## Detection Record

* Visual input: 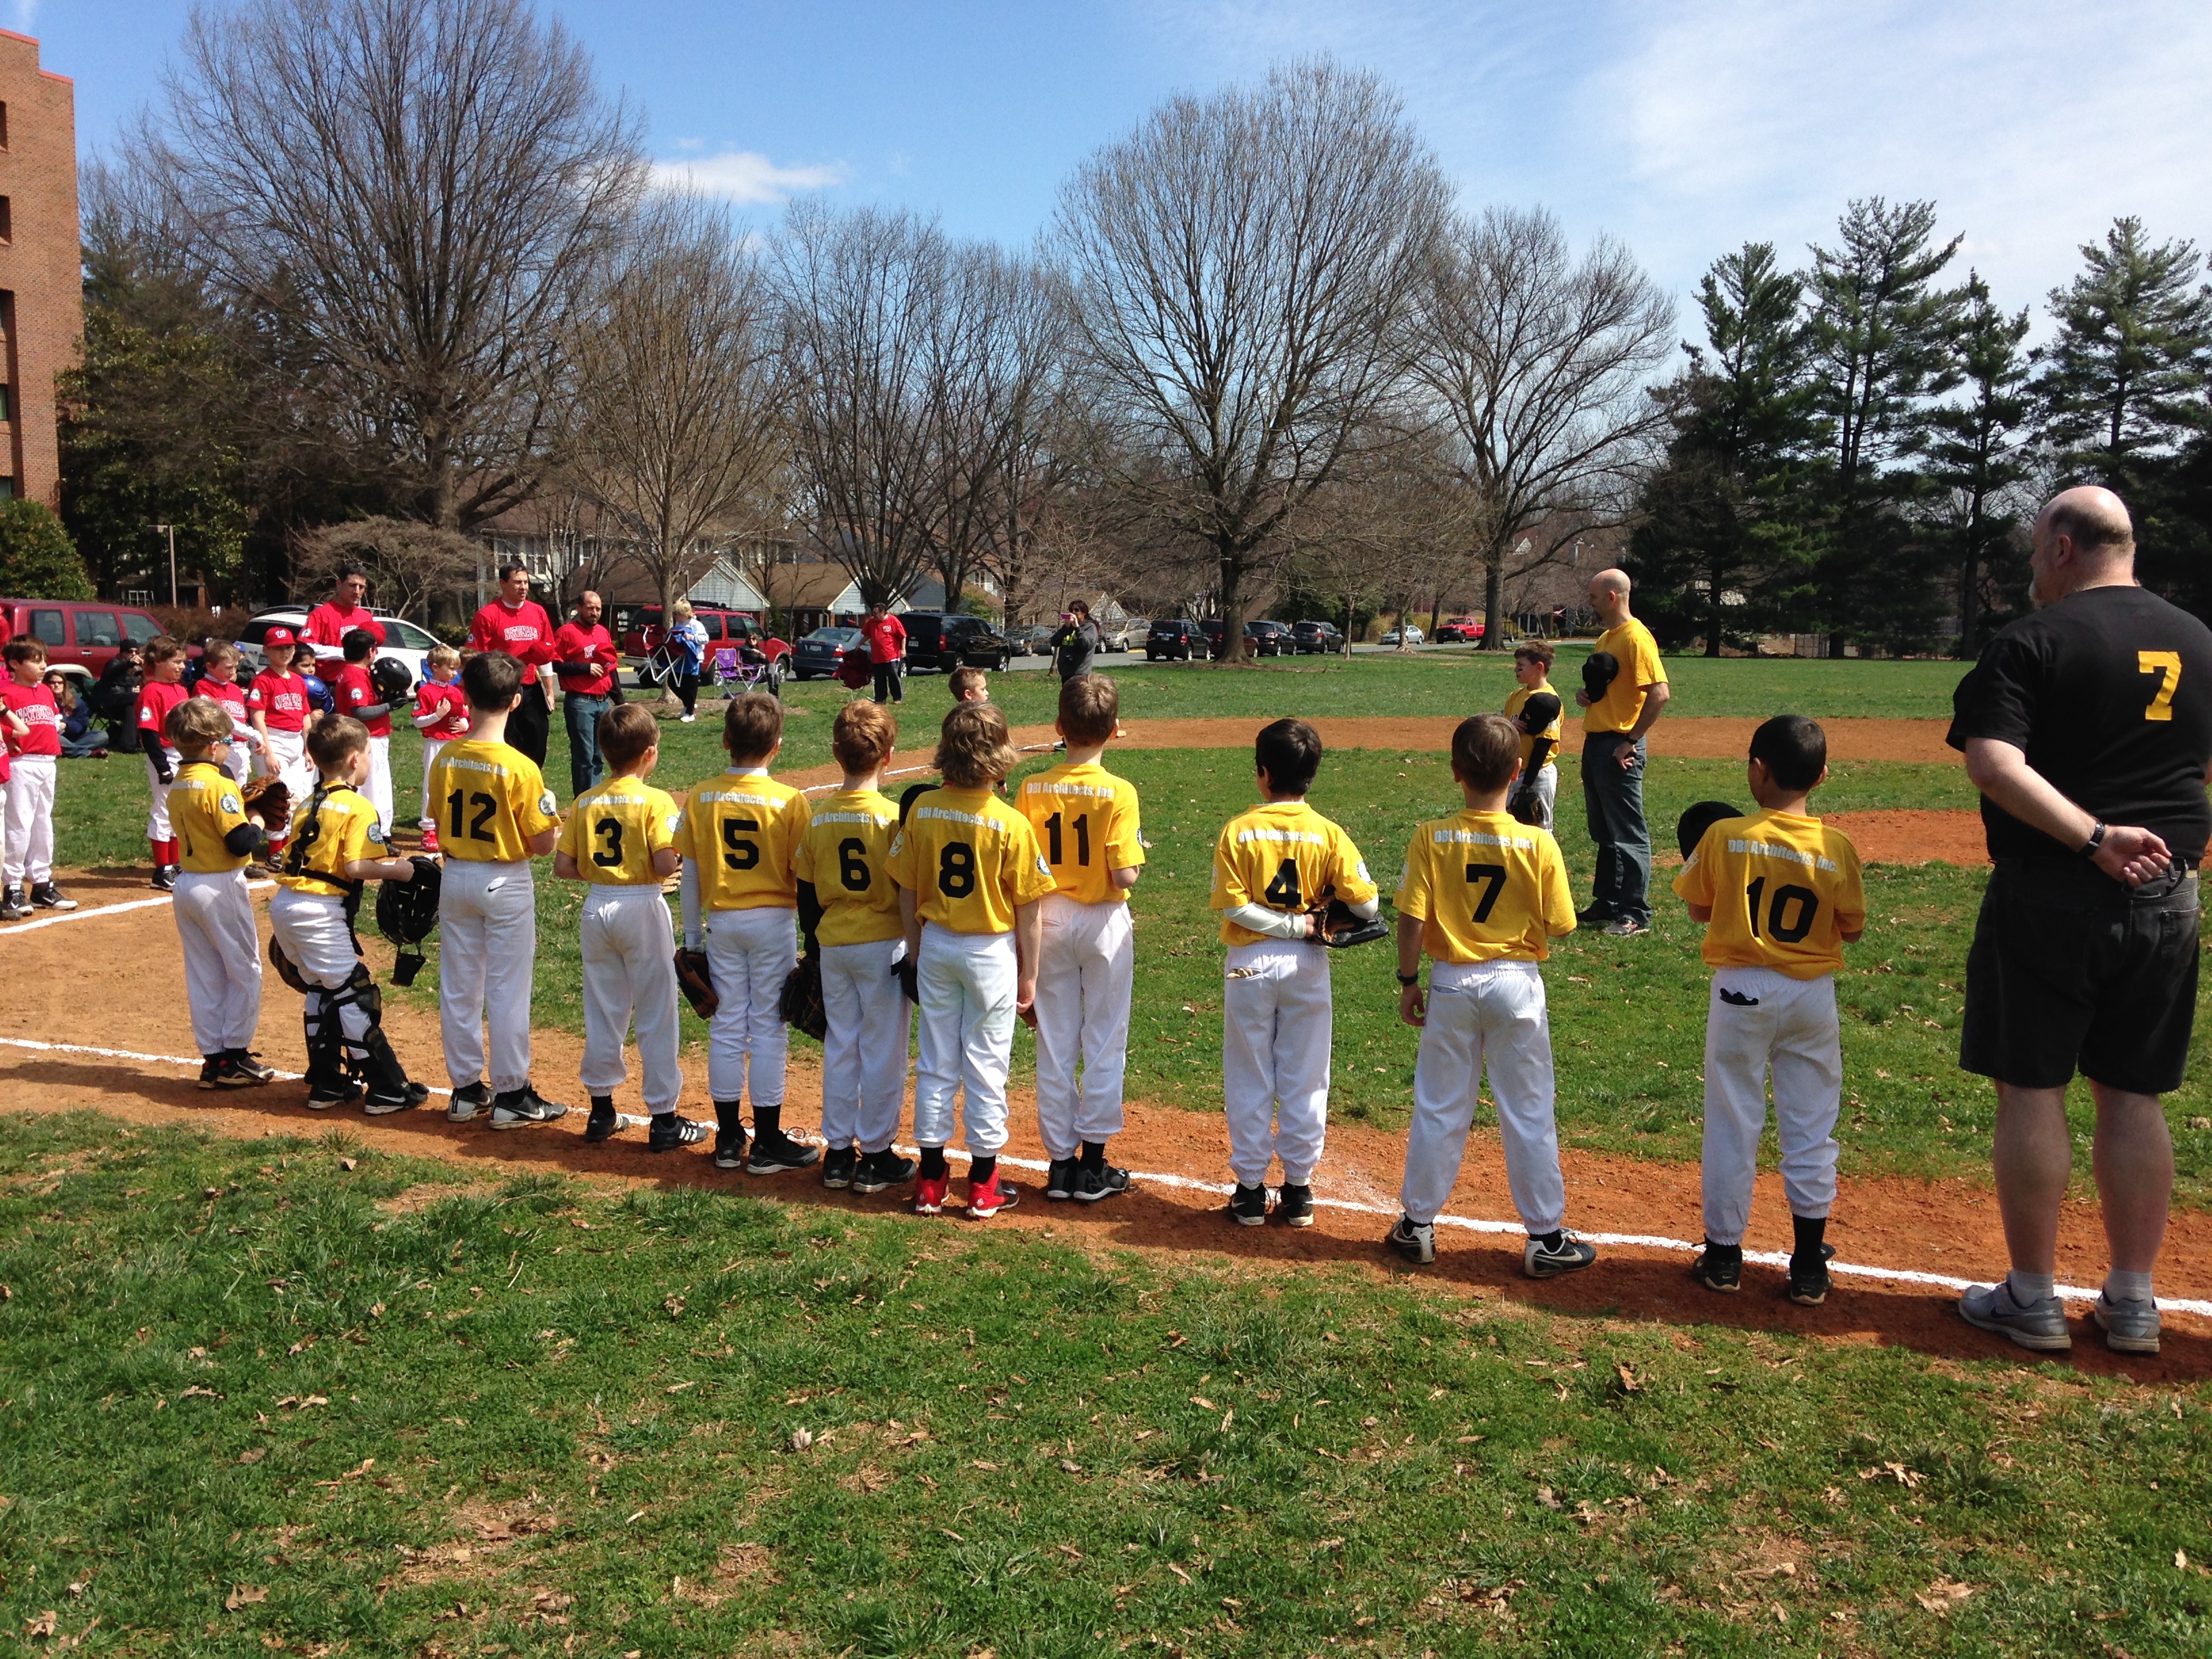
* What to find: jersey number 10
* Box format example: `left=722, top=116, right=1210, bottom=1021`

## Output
left=1746, top=876, right=1818, bottom=943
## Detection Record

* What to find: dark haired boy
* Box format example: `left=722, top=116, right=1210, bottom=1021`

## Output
left=1209, top=718, right=1378, bottom=1227
left=332, top=628, right=396, bottom=834
left=1673, top=714, right=1866, bottom=1305
left=1387, top=713, right=1591, bottom=1274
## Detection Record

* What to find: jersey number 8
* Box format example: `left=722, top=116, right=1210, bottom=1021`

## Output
left=939, top=840, right=977, bottom=897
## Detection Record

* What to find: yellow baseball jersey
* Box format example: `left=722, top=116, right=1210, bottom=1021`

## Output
left=1673, top=808, right=1866, bottom=979
left=888, top=785, right=1056, bottom=934
left=428, top=739, right=558, bottom=863
left=676, top=770, right=808, bottom=911
left=793, top=787, right=903, bottom=946
left=1584, top=618, right=1666, bottom=735
left=171, top=760, right=254, bottom=874
left=1395, top=810, right=1575, bottom=963
left=1013, top=760, right=1146, bottom=906
left=276, top=782, right=385, bottom=898
left=1210, top=800, right=1377, bottom=947
left=557, top=776, right=681, bottom=886
left=1504, top=680, right=1562, bottom=770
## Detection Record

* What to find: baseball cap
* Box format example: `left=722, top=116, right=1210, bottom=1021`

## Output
left=263, top=626, right=295, bottom=649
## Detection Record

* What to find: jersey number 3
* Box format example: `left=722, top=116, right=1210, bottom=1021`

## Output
left=2141, top=651, right=2182, bottom=722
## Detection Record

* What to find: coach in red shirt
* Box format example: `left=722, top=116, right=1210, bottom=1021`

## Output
left=550, top=589, right=620, bottom=796
left=303, top=565, right=385, bottom=678
left=861, top=599, right=907, bottom=705
left=468, top=563, right=558, bottom=767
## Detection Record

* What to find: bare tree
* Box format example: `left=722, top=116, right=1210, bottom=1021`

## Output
left=291, top=516, right=478, bottom=620
left=1057, top=60, right=1448, bottom=662
left=1412, top=206, right=1675, bottom=649
left=1287, top=434, right=1474, bottom=649
left=150, top=0, right=644, bottom=531
left=773, top=205, right=955, bottom=607
left=564, top=192, right=790, bottom=619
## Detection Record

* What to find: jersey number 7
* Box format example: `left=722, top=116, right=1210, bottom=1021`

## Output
left=1464, top=861, right=1506, bottom=922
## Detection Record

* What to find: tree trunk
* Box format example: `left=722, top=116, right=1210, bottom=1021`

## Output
left=1706, top=557, right=1723, bottom=657
left=1477, top=547, right=1507, bottom=651
left=1217, top=539, right=1248, bottom=664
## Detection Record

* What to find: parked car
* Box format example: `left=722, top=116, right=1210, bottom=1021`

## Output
left=900, top=611, right=1014, bottom=673
left=239, top=610, right=443, bottom=689
left=1433, top=616, right=1486, bottom=642
left=1145, top=619, right=1205, bottom=661
left=0, top=598, right=175, bottom=688
left=1247, top=619, right=1292, bottom=656
left=1291, top=619, right=1345, bottom=655
left=615, top=605, right=794, bottom=670
left=1380, top=625, right=1425, bottom=646
left=1200, top=619, right=1290, bottom=659
left=1094, top=619, right=1131, bottom=652
left=1008, top=625, right=1056, bottom=657
left=790, top=625, right=864, bottom=681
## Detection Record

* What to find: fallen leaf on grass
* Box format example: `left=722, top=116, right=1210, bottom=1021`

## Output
left=1614, top=1364, right=1642, bottom=1393
left=788, top=1427, right=813, bottom=1451
left=180, top=1386, right=222, bottom=1400
left=237, top=1448, right=266, bottom=1465
left=665, top=1381, right=697, bottom=1395
left=224, top=1586, right=268, bottom=1612
left=25, top=1611, right=56, bottom=1639
left=970, top=1459, right=998, bottom=1471
left=1914, top=1578, right=1974, bottom=1615
left=1190, top=1396, right=1215, bottom=1410
left=339, top=1158, right=357, bottom=1171
left=1861, top=1461, right=1924, bottom=1489
left=1166, top=1563, right=1193, bottom=1584
left=2178, top=1550, right=2190, bottom=1570
left=1054, top=1544, right=1084, bottom=1560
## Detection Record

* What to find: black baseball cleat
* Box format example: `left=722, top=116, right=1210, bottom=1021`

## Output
left=1275, top=1183, right=1315, bottom=1228
left=1044, top=1158, right=1079, bottom=1201
left=306, top=1080, right=365, bottom=1111
left=583, top=1098, right=621, bottom=1143
left=1786, top=1242, right=1839, bottom=1306
left=712, top=1126, right=750, bottom=1170
left=197, top=1057, right=224, bottom=1090
left=0, top=886, right=30, bottom=921
left=746, top=1128, right=821, bottom=1174
left=447, top=1080, right=489, bottom=1124
left=648, top=1113, right=710, bottom=1153
left=1227, top=1183, right=1269, bottom=1227
left=851, top=1149, right=917, bottom=1194
left=28, top=882, right=77, bottom=912
left=1072, top=1163, right=1132, bottom=1204
left=225, top=1050, right=276, bottom=1084
left=1690, top=1242, right=1742, bottom=1294
left=1385, top=1216, right=1437, bottom=1264
left=821, top=1147, right=859, bottom=1189
left=365, top=1082, right=431, bottom=1116
left=490, top=1086, right=569, bottom=1130
left=152, top=865, right=178, bottom=892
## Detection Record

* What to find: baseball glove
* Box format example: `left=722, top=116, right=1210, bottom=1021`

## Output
left=267, top=934, right=312, bottom=995
left=241, top=776, right=291, bottom=837
left=1677, top=800, right=1743, bottom=863
left=780, top=953, right=827, bottom=1042
left=1581, top=650, right=1620, bottom=700
left=1508, top=788, right=1548, bottom=827
left=675, top=947, right=718, bottom=1019
left=1315, top=897, right=1390, bottom=949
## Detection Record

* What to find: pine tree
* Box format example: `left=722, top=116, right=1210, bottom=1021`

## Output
left=1923, top=273, right=2032, bottom=655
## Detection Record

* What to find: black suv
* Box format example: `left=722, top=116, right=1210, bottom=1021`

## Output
left=1292, top=619, right=1345, bottom=655
left=1198, top=619, right=1287, bottom=659
left=901, top=611, right=1012, bottom=672
left=1146, top=619, right=1204, bottom=661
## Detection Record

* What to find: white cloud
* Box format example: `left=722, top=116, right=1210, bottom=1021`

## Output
left=650, top=150, right=847, bottom=205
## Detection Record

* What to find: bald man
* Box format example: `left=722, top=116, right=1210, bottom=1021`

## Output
left=1950, top=486, right=2212, bottom=1358
left=552, top=590, right=619, bottom=798
left=1575, top=569, right=1670, bottom=935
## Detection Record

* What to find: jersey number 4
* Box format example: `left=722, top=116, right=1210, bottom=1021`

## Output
left=1746, top=876, right=1818, bottom=943
left=1263, top=859, right=1300, bottom=907
left=446, top=788, right=496, bottom=842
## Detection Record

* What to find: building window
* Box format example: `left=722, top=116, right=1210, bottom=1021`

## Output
left=0, top=385, right=12, bottom=422
left=0, top=478, right=14, bottom=501
left=0, top=104, right=9, bottom=149
left=0, top=199, right=12, bottom=243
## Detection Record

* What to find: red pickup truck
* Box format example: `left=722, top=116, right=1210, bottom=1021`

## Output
left=0, top=598, right=178, bottom=685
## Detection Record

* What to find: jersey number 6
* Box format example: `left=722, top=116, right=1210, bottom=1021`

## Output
left=838, top=837, right=872, bottom=890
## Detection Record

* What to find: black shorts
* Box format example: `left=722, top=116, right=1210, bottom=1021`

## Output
left=1961, top=858, right=2201, bottom=1094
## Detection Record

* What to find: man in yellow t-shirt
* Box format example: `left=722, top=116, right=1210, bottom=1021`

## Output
left=1578, top=567, right=1671, bottom=936
left=1209, top=719, right=1378, bottom=1228
left=1672, top=716, right=1865, bottom=1307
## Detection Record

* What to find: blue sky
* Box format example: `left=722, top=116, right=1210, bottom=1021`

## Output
left=19, top=0, right=2212, bottom=332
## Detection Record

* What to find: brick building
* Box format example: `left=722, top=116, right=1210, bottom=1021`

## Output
left=0, top=31, right=76, bottom=507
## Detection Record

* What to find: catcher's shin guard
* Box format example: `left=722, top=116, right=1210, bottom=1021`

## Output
left=327, top=965, right=412, bottom=1095
left=301, top=992, right=350, bottom=1097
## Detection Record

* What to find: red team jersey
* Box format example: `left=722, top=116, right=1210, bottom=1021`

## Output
left=414, top=680, right=470, bottom=739
left=194, top=676, right=249, bottom=730
left=333, top=661, right=393, bottom=737
left=1, top=682, right=61, bottom=756
left=303, top=602, right=384, bottom=668
left=551, top=621, right=618, bottom=695
left=247, top=670, right=310, bottom=732
left=137, top=680, right=190, bottom=752
left=469, top=599, right=558, bottom=685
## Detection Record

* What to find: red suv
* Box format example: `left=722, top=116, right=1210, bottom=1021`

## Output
left=1, top=598, right=176, bottom=685
left=615, top=605, right=792, bottom=666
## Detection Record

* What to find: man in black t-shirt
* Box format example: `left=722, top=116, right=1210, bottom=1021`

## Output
left=1947, top=485, right=2212, bottom=1359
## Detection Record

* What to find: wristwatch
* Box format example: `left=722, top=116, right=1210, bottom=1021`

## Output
left=2082, top=821, right=2109, bottom=859
left=1396, top=971, right=1420, bottom=987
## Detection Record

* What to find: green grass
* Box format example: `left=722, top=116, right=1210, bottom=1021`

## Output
left=3, top=1115, right=2207, bottom=1658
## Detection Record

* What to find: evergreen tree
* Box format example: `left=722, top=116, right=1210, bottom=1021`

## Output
left=1923, top=273, right=2032, bottom=655
left=0, top=500, right=94, bottom=600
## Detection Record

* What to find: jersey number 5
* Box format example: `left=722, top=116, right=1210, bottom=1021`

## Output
left=446, top=787, right=495, bottom=842
left=2141, top=651, right=2183, bottom=722
left=721, top=817, right=760, bottom=870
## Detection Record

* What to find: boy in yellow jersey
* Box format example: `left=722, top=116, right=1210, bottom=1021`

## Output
left=1386, top=714, right=1591, bottom=1274
left=889, top=701, right=1057, bottom=1218
left=1673, top=715, right=1866, bottom=1306
left=269, top=714, right=431, bottom=1113
left=426, top=651, right=565, bottom=1130
left=675, top=691, right=819, bottom=1175
left=1015, top=674, right=1145, bottom=1204
left=1210, top=718, right=1378, bottom=1227
left=1502, top=640, right=1563, bottom=829
left=794, top=700, right=916, bottom=1195
left=164, top=697, right=276, bottom=1090
left=554, top=702, right=702, bottom=1153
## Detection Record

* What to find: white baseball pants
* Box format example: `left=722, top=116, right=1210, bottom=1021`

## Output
left=1700, top=966, right=1842, bottom=1245
left=579, top=885, right=682, bottom=1113
left=260, top=729, right=310, bottom=798
left=820, top=936, right=912, bottom=1153
left=144, top=750, right=180, bottom=840
left=173, top=867, right=264, bottom=1055
left=1031, top=895, right=1134, bottom=1159
left=913, top=923, right=1017, bottom=1155
left=1523, top=764, right=1557, bottom=832
left=268, top=885, right=371, bottom=1046
left=419, top=738, right=447, bottom=829
left=366, top=735, right=393, bottom=834
left=1399, top=958, right=1564, bottom=1233
left=704, top=905, right=798, bottom=1107
left=3, top=753, right=56, bottom=886
left=438, top=858, right=537, bottom=1093
left=1221, top=940, right=1335, bottom=1187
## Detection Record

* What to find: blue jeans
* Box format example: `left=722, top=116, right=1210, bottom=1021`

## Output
left=564, top=693, right=609, bottom=797
left=1581, top=731, right=1651, bottom=924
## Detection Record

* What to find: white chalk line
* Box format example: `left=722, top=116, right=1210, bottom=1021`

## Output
left=3, top=1033, right=2206, bottom=1321
left=2, top=880, right=278, bottom=935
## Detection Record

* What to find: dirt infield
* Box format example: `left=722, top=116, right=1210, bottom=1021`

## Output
left=1824, top=809, right=1990, bottom=866
left=5, top=872, right=2205, bottom=1381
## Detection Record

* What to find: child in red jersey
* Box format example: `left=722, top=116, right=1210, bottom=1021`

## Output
left=1, top=636, right=70, bottom=918
left=191, top=642, right=261, bottom=785
left=247, top=627, right=314, bottom=865
left=333, top=628, right=396, bottom=834
left=137, top=636, right=193, bottom=890
left=411, top=644, right=468, bottom=852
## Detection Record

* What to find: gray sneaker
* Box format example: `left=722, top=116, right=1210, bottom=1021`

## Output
left=447, top=1081, right=489, bottom=1124
left=1959, top=1279, right=2072, bottom=1351
left=1602, top=916, right=1650, bottom=938
left=1385, top=1216, right=1435, bottom=1265
left=2092, top=1292, right=2160, bottom=1355
left=1525, top=1231, right=1599, bottom=1278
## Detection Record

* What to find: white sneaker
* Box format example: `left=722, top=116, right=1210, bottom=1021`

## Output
left=2092, top=1292, right=2160, bottom=1355
left=680, top=714, right=697, bottom=724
